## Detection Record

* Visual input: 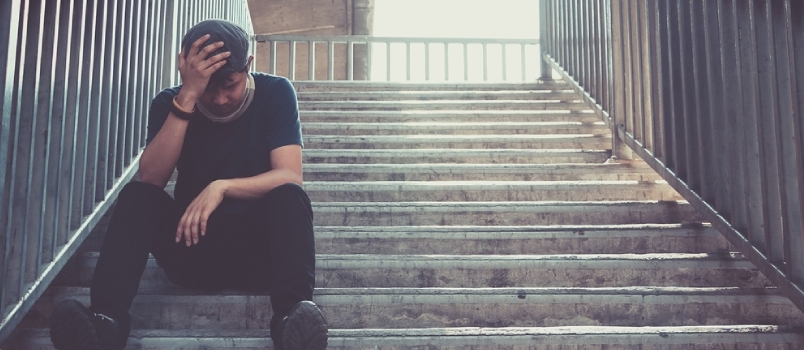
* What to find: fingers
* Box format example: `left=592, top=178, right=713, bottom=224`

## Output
left=190, top=34, right=211, bottom=55
left=175, top=202, right=213, bottom=247
left=178, top=48, right=185, bottom=67
left=205, top=57, right=229, bottom=73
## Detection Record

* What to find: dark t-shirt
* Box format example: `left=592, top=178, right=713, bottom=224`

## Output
left=146, top=73, right=302, bottom=214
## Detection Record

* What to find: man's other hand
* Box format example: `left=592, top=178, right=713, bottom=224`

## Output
left=176, top=180, right=227, bottom=247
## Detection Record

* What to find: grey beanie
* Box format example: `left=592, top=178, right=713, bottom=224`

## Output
left=181, top=19, right=250, bottom=80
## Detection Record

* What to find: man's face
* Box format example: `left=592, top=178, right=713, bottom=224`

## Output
left=198, top=70, right=249, bottom=115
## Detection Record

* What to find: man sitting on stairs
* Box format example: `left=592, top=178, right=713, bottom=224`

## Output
left=48, top=19, right=328, bottom=350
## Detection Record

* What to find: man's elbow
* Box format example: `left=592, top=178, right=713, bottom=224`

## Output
left=136, top=170, right=168, bottom=189
left=288, top=171, right=303, bottom=186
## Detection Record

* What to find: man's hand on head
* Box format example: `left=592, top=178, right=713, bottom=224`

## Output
left=176, top=34, right=230, bottom=106
left=176, top=180, right=228, bottom=247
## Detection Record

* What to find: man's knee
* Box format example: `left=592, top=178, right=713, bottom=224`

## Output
left=263, top=183, right=313, bottom=217
left=118, top=181, right=170, bottom=205
left=265, top=183, right=309, bottom=202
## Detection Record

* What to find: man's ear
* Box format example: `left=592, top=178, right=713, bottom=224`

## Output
left=246, top=56, right=254, bottom=71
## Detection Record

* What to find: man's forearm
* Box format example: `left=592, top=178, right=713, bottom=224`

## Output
left=139, top=93, right=196, bottom=188
left=217, top=169, right=303, bottom=200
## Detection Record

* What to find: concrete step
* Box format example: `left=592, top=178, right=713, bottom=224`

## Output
left=299, top=110, right=601, bottom=123
left=20, top=287, right=802, bottom=330
left=293, top=81, right=571, bottom=92
left=296, top=90, right=580, bottom=101
left=303, top=163, right=661, bottom=181
left=313, top=224, right=730, bottom=255
left=303, top=180, right=681, bottom=202
left=78, top=224, right=729, bottom=256
left=302, top=121, right=608, bottom=136
left=302, top=134, right=611, bottom=150
left=303, top=148, right=612, bottom=164
left=57, top=252, right=769, bottom=290
left=11, top=326, right=804, bottom=350
left=298, top=100, right=589, bottom=111
left=311, top=201, right=702, bottom=226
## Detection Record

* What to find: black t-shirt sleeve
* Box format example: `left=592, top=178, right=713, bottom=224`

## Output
left=264, top=78, right=303, bottom=151
left=146, top=89, right=177, bottom=145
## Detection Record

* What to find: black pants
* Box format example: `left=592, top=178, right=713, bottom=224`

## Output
left=89, top=181, right=315, bottom=343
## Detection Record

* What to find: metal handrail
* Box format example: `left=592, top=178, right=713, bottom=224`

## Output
left=0, top=0, right=255, bottom=342
left=541, top=0, right=804, bottom=312
left=257, top=34, right=544, bottom=81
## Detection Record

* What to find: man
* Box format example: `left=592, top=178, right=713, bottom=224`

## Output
left=49, top=20, right=327, bottom=350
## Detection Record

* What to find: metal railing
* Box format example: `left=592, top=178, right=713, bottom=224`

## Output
left=541, top=0, right=804, bottom=311
left=256, top=34, right=546, bottom=82
left=0, top=0, right=254, bottom=342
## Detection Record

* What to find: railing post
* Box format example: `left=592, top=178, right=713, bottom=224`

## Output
left=608, top=0, right=633, bottom=160
left=539, top=0, right=552, bottom=80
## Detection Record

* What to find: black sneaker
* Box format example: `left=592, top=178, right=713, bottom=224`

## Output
left=50, top=299, right=123, bottom=350
left=274, top=301, right=328, bottom=350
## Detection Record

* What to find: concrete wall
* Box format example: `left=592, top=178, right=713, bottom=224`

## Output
left=247, top=0, right=374, bottom=80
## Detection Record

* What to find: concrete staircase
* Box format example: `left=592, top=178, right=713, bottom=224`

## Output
left=5, top=81, right=804, bottom=349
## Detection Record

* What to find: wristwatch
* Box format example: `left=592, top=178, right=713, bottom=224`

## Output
left=171, top=96, right=196, bottom=120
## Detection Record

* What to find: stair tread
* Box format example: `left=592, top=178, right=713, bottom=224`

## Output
left=44, top=286, right=784, bottom=297
left=13, top=325, right=804, bottom=344
left=77, top=252, right=751, bottom=265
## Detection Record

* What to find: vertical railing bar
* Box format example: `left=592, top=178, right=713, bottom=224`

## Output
left=0, top=0, right=22, bottom=319
left=33, top=0, right=60, bottom=271
left=756, top=0, right=785, bottom=265
left=591, top=0, right=598, bottom=94
left=136, top=0, right=150, bottom=159
left=386, top=41, right=391, bottom=81
left=463, top=43, right=468, bottom=81
left=689, top=0, right=711, bottom=200
left=600, top=0, right=609, bottom=112
left=289, top=40, right=296, bottom=80
left=19, top=0, right=45, bottom=289
left=784, top=0, right=804, bottom=283
left=521, top=43, right=527, bottom=81
left=667, top=0, right=687, bottom=179
left=719, top=0, right=749, bottom=239
left=328, top=41, right=334, bottom=80
left=99, top=0, right=117, bottom=201
left=702, top=0, right=729, bottom=216
left=483, top=43, right=488, bottom=81
left=609, top=0, right=626, bottom=156
left=563, top=0, right=570, bottom=72
left=651, top=0, right=665, bottom=160
left=567, top=0, right=575, bottom=77
left=621, top=0, right=634, bottom=140
left=425, top=42, right=430, bottom=81
left=348, top=41, right=354, bottom=81
left=768, top=0, right=799, bottom=279
left=630, top=0, right=645, bottom=145
left=308, top=40, right=315, bottom=80
left=125, top=0, right=142, bottom=180
left=269, top=40, right=276, bottom=75
left=83, top=0, right=106, bottom=213
left=445, top=42, right=450, bottom=81
left=52, top=0, right=77, bottom=257
left=576, top=0, right=583, bottom=82
left=4, top=0, right=30, bottom=306
left=501, top=43, right=507, bottom=81
left=738, top=0, right=768, bottom=251
left=75, top=0, right=98, bottom=230
left=578, top=0, right=594, bottom=91
left=406, top=42, right=410, bottom=81
left=367, top=40, right=372, bottom=81
left=638, top=0, right=650, bottom=150
left=678, top=0, right=701, bottom=193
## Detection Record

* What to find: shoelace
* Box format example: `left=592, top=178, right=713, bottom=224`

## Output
left=94, top=312, right=115, bottom=323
